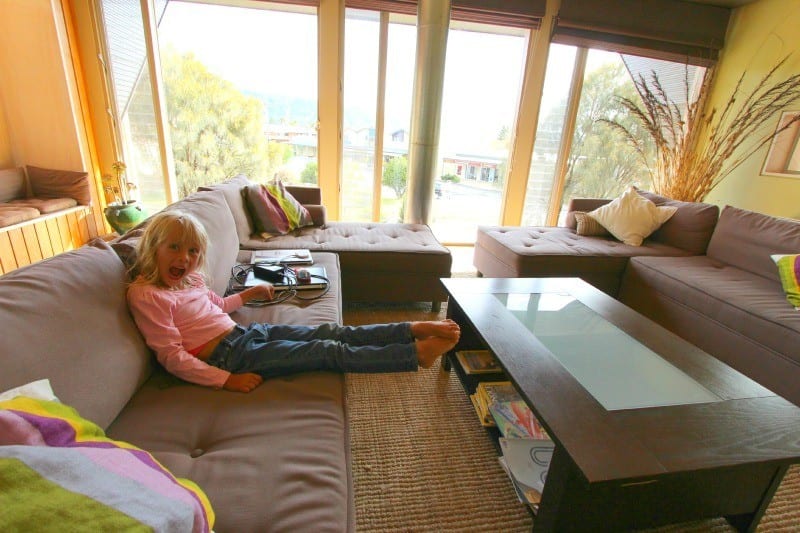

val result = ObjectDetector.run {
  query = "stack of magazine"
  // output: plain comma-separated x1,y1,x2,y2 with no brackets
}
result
468,379,554,512
455,349,503,374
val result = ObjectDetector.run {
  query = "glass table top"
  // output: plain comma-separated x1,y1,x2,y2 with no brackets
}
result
494,292,721,411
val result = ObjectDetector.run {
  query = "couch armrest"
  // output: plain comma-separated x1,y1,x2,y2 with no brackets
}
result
564,198,611,229
305,204,326,226
286,185,321,205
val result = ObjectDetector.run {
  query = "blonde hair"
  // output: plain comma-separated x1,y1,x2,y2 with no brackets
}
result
131,210,210,288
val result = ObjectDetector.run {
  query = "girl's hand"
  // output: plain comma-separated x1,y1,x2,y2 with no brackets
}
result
223,372,263,393
240,283,275,303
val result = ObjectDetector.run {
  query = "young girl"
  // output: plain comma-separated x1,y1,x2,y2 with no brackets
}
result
127,210,460,393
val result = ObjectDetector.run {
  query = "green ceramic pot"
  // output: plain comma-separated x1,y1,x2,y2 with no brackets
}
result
104,201,147,235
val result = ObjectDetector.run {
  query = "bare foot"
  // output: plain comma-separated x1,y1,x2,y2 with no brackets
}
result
410,319,461,341
415,337,457,368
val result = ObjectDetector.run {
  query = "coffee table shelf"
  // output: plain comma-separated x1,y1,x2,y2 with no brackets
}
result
442,277,800,532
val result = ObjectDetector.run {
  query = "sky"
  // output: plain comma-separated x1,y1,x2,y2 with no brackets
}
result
159,2,528,151
158,1,620,153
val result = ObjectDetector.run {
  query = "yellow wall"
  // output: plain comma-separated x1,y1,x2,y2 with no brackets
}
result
704,0,800,219
0,0,89,170
0,94,12,167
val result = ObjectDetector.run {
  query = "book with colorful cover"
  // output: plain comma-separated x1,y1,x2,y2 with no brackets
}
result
472,381,520,426
469,394,495,427
476,381,520,410
488,400,549,440
455,349,502,374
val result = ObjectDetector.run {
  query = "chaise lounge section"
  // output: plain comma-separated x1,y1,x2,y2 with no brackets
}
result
202,175,452,309
474,191,719,295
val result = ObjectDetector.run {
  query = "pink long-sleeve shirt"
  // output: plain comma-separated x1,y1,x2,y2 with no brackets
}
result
127,273,243,388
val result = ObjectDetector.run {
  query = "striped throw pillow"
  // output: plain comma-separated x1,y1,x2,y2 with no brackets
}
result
574,211,610,236
243,180,313,238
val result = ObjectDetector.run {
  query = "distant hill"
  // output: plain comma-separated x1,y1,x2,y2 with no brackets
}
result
243,90,317,127
243,89,380,130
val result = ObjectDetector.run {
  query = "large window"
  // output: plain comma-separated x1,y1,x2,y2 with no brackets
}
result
158,1,318,198
343,9,416,223
523,47,705,226
94,1,714,240
99,0,169,214
432,22,528,244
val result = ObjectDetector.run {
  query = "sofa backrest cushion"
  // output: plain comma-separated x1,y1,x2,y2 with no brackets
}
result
26,165,92,206
707,205,800,282
0,240,153,429
165,190,240,296
0,167,27,203
636,189,719,254
198,174,254,243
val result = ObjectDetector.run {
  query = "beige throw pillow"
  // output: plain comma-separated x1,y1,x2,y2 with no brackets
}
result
587,186,677,246
574,211,611,236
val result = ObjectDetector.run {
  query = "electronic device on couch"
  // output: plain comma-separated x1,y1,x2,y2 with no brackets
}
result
245,265,328,291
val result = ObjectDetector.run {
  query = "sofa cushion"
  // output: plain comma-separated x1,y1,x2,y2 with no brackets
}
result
165,190,240,296
8,196,77,214
0,205,40,227
197,174,254,243
26,165,91,206
636,189,719,254
107,372,350,533
623,255,800,363
0,240,152,429
588,186,677,246
0,167,27,203
707,205,800,282
474,225,691,295
772,254,800,309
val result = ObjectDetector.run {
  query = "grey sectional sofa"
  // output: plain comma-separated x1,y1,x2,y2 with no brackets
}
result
0,188,353,532
201,174,452,309
474,191,800,407
619,205,800,408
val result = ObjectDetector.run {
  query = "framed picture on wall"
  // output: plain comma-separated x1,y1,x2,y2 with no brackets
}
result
762,111,800,177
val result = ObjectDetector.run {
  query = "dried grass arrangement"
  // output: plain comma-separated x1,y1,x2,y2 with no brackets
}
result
604,56,800,202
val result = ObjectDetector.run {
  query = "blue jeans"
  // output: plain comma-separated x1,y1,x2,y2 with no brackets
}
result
206,322,418,378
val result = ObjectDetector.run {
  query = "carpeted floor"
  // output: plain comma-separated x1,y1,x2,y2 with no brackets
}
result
343,302,800,532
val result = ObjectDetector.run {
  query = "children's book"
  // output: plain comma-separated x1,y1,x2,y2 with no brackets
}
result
455,349,502,374
488,400,549,440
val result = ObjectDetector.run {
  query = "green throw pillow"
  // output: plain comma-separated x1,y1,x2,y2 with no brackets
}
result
772,254,800,309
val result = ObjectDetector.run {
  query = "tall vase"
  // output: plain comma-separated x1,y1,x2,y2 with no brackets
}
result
104,200,147,235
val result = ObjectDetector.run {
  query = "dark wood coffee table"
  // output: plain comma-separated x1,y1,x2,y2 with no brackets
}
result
442,277,800,532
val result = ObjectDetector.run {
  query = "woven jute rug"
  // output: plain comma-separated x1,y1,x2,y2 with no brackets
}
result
346,366,800,532
343,303,800,532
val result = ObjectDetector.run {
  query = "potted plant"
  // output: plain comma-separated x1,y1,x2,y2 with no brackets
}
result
102,160,147,234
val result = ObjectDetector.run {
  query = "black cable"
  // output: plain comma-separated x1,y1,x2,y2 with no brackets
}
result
225,263,330,306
